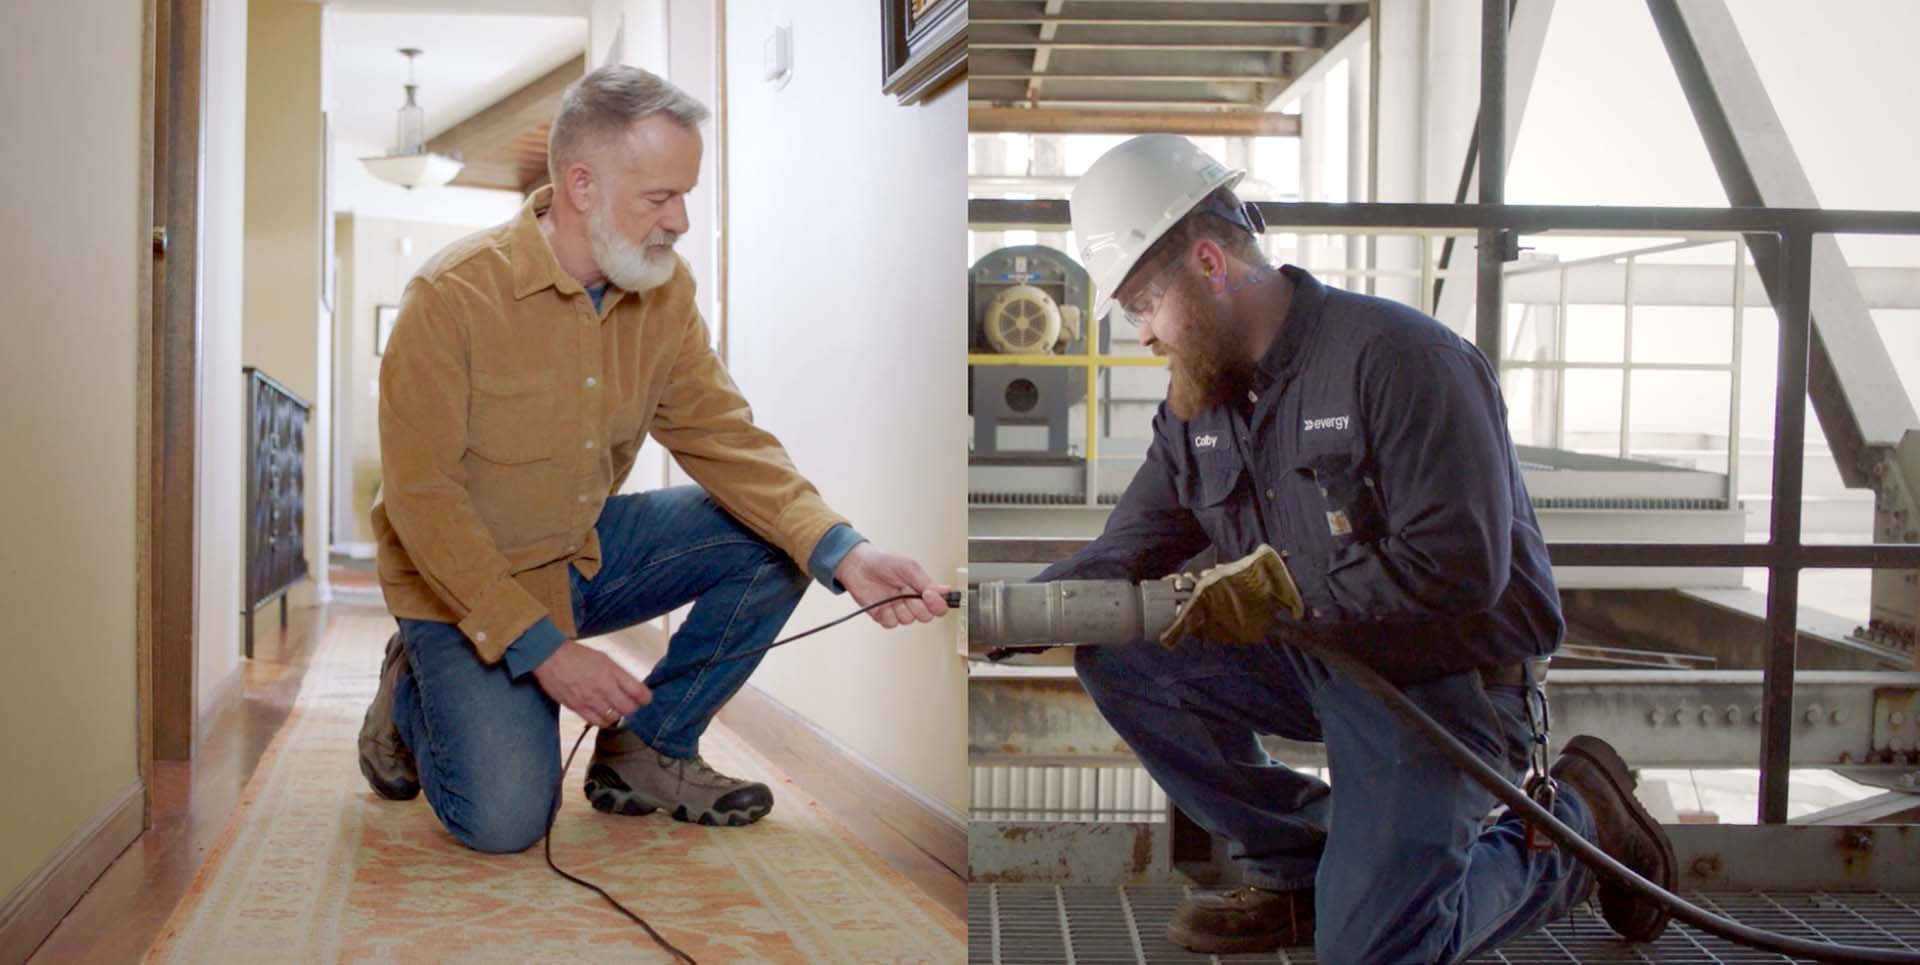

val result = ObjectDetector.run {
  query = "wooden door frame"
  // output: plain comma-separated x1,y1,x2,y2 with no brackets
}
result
141,0,205,793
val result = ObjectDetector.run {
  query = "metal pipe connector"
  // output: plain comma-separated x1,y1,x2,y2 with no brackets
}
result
967,577,1190,651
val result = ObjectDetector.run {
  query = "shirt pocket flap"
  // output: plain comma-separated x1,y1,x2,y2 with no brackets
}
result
469,369,555,464
1192,459,1245,507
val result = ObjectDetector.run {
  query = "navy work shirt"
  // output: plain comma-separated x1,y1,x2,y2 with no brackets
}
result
1039,266,1564,682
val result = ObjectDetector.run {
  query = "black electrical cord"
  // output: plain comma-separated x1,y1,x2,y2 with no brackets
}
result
542,591,954,964
1292,637,1920,964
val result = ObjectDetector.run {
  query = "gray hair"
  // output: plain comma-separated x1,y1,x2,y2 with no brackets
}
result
547,65,709,188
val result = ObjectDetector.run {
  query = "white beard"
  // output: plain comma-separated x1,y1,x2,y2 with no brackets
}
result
587,199,678,292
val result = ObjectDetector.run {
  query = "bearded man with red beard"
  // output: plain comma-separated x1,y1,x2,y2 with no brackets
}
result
1032,135,1675,962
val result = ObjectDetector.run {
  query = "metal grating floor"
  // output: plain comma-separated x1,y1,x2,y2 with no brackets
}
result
968,884,1920,963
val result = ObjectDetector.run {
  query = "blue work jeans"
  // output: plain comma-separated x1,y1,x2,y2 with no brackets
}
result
389,486,811,853
1075,636,1597,963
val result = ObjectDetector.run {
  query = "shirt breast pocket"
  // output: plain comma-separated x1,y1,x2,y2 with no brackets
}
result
1187,458,1250,553
468,369,556,465
1297,451,1388,550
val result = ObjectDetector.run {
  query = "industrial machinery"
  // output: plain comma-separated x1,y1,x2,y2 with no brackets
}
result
968,245,1099,461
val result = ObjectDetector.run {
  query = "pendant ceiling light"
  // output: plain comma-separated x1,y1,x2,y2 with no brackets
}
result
360,47,463,190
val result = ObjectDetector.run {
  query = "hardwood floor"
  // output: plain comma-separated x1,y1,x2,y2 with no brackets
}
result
26,604,965,963
26,602,338,965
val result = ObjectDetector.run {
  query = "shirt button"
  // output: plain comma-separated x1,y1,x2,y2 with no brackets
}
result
1310,608,1323,619
1247,390,1259,404
577,493,589,504
584,439,595,449
1265,488,1276,499
585,376,598,388
566,543,578,552
474,631,489,643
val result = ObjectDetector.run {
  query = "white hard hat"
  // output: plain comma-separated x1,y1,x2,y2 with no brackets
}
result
1070,134,1245,321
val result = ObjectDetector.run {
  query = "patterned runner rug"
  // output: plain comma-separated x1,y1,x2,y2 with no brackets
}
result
147,611,963,963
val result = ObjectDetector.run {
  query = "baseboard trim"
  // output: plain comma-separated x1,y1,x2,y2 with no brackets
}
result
610,627,966,878
0,780,145,965
195,662,245,752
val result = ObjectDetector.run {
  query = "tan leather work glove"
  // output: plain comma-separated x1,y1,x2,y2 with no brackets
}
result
1158,545,1306,648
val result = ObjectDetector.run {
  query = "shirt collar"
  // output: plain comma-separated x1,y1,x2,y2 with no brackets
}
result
510,184,587,301
1255,264,1328,385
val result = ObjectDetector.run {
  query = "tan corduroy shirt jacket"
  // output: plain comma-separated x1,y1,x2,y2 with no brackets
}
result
372,185,849,665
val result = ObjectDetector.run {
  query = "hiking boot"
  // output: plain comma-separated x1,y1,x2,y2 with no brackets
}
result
1164,886,1314,954
583,727,774,826
358,632,420,801
1550,734,1676,942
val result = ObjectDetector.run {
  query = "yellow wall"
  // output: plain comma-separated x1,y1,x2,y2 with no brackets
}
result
0,0,145,901
244,0,329,604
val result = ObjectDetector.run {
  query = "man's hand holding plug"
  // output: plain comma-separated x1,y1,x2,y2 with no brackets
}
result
834,542,950,627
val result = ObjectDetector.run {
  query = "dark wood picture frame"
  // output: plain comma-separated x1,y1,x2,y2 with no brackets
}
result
880,0,965,105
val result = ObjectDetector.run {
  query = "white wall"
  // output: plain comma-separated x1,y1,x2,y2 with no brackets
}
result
723,0,967,813
0,0,143,903
198,0,249,721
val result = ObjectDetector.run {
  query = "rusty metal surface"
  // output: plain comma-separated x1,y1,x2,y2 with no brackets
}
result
969,820,1169,885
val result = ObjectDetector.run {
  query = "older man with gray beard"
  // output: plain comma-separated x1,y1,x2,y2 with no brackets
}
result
355,65,948,853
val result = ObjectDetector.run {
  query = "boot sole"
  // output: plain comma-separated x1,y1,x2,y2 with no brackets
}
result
358,750,420,801
1163,921,1290,955
1562,735,1676,941
582,775,771,827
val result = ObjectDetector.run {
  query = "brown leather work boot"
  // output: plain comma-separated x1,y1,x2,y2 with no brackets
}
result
357,632,420,801
1165,885,1313,954
1550,734,1676,942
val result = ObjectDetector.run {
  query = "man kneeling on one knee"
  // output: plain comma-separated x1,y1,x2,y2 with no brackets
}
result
1041,135,1676,963
355,65,947,854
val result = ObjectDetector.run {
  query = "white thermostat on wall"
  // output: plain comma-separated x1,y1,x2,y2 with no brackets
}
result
764,23,792,90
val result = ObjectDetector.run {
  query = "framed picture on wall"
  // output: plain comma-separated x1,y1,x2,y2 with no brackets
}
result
880,0,965,105
375,304,400,355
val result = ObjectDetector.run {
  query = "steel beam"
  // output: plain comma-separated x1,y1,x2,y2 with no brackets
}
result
967,536,1920,569
968,822,1920,889
977,72,1289,83
1667,824,1920,891
1474,0,1508,367
969,106,1302,137
968,198,1920,235
969,666,1920,770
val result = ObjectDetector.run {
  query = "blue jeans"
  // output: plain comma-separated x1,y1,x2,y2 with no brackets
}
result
389,486,811,853
1075,636,1597,963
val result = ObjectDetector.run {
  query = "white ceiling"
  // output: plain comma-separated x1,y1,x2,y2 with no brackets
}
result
330,8,587,153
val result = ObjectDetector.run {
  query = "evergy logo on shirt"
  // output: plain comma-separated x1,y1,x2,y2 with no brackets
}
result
1302,414,1352,433
1193,433,1221,450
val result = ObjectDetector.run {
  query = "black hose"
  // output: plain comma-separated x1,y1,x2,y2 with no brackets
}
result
1297,639,1920,964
